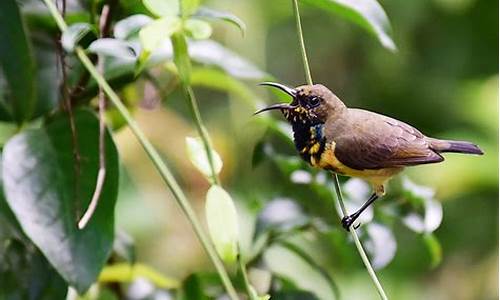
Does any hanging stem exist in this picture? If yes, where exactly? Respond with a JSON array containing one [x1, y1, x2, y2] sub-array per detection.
[[42, 1, 238, 299], [291, 0, 388, 299], [292, 0, 313, 85], [183, 85, 220, 185]]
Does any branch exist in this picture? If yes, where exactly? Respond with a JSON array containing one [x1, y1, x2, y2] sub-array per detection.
[[291, 1, 388, 299]]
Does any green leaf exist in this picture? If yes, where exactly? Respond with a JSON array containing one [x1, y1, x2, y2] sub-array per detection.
[[189, 40, 267, 79], [205, 185, 239, 265], [142, 0, 180, 17], [172, 32, 192, 84], [114, 14, 153, 40], [186, 136, 222, 182], [88, 38, 137, 61], [61, 23, 97, 52], [301, 0, 396, 51], [195, 7, 246, 36], [2, 109, 119, 293], [181, 0, 200, 18], [0, 0, 36, 124], [184, 19, 212, 40], [422, 233, 442, 268], [139, 16, 181, 53]]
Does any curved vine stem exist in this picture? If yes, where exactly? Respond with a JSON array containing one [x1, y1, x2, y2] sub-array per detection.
[[42, 1, 238, 299], [291, 0, 388, 299]]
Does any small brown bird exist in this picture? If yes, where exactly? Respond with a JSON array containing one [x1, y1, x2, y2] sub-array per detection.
[[256, 82, 483, 230]]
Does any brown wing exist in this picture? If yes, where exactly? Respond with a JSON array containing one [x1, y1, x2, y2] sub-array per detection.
[[330, 109, 443, 170]]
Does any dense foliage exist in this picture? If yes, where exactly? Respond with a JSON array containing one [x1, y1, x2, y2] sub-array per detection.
[[0, 0, 497, 299]]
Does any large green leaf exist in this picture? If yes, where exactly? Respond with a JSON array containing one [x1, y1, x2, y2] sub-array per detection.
[[0, 0, 36, 124], [301, 0, 396, 51], [2, 109, 119, 293]]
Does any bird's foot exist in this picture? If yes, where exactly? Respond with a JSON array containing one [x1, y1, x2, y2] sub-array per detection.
[[341, 214, 360, 231]]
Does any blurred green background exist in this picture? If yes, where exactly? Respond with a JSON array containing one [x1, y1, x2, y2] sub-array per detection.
[[108, 0, 498, 299]]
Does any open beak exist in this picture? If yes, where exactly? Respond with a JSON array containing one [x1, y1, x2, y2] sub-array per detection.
[[254, 82, 297, 115]]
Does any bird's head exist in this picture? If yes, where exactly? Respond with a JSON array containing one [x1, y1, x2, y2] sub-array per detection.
[[255, 82, 346, 125]]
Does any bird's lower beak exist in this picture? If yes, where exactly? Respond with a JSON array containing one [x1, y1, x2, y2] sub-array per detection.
[[255, 82, 297, 115], [254, 103, 295, 115]]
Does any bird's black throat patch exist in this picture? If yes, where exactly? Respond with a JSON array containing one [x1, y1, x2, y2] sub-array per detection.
[[282, 107, 326, 166]]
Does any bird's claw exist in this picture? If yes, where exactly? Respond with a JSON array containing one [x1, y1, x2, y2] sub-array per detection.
[[341, 215, 360, 231]]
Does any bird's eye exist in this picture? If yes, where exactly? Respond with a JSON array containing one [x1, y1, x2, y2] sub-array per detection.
[[309, 96, 320, 107]]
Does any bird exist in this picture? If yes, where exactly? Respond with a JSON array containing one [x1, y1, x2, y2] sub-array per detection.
[[255, 82, 484, 231]]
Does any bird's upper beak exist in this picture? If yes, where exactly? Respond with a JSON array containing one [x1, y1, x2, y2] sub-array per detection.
[[254, 82, 298, 115]]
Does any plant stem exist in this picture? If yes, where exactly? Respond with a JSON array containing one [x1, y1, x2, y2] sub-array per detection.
[[42, 1, 238, 299], [238, 253, 257, 300], [292, 0, 313, 85], [291, 0, 388, 299], [183, 85, 220, 185], [332, 176, 388, 300]]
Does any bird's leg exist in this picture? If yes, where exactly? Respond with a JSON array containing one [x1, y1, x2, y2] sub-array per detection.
[[341, 193, 379, 231]]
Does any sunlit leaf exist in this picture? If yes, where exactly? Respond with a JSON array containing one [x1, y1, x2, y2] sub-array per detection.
[[301, 0, 396, 51], [139, 16, 181, 53], [0, 0, 36, 124], [114, 14, 153, 40], [365, 223, 397, 269], [142, 0, 180, 17], [184, 19, 212, 39], [61, 23, 96, 52], [205, 185, 239, 264], [185, 136, 222, 181], [195, 7, 246, 36], [2, 110, 119, 293]]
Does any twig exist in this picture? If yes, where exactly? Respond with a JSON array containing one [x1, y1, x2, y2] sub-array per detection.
[[42, 1, 238, 298], [291, 0, 388, 299], [56, 0, 82, 220], [78, 4, 110, 230]]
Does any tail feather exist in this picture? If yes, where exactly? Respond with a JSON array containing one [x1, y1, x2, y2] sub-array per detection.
[[429, 138, 484, 155]]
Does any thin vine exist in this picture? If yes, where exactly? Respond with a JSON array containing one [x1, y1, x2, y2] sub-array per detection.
[[291, 0, 389, 299]]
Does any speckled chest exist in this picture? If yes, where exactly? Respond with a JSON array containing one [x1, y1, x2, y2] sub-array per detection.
[[292, 121, 327, 167]]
